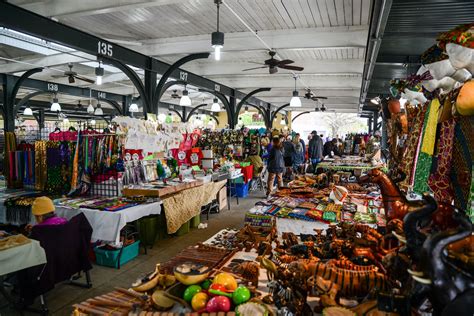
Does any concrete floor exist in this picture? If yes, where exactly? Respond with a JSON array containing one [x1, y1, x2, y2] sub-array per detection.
[[0, 191, 263, 315]]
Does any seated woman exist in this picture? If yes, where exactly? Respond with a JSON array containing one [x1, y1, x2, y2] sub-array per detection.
[[31, 196, 67, 226]]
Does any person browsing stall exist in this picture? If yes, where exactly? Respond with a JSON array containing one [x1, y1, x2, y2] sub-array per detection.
[[266, 136, 285, 197], [31, 196, 67, 227]]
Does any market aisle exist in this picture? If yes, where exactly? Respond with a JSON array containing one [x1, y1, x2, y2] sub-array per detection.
[[0, 192, 262, 316]]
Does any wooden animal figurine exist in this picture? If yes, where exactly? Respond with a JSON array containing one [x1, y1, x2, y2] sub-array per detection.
[[232, 261, 260, 287], [412, 210, 474, 314], [359, 168, 410, 220]]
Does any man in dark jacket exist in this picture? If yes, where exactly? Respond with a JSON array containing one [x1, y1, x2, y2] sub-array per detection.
[[323, 138, 341, 157], [308, 131, 323, 172], [266, 137, 284, 196]]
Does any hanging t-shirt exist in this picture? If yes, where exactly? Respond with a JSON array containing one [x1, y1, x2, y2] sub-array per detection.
[[171, 148, 189, 166], [189, 148, 203, 166]]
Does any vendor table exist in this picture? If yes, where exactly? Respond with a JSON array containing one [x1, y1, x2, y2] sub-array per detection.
[[55, 201, 162, 246], [0, 239, 46, 276]]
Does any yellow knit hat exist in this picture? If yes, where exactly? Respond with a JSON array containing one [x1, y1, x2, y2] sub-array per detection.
[[32, 196, 55, 216]]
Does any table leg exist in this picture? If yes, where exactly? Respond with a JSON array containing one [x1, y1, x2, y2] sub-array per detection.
[[227, 180, 230, 210]]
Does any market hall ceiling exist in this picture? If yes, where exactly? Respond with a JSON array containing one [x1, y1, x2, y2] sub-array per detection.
[[2, 0, 374, 113], [364, 0, 474, 108]]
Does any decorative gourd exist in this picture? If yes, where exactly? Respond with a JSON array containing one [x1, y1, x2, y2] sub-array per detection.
[[388, 99, 401, 115], [456, 80, 474, 115]]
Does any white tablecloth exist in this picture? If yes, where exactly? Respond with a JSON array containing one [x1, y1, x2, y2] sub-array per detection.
[[276, 217, 330, 235], [0, 240, 47, 276], [55, 201, 162, 245]]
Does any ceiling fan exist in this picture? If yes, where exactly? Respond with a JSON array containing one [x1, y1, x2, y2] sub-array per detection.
[[242, 51, 304, 74], [51, 63, 95, 84], [305, 89, 328, 101]]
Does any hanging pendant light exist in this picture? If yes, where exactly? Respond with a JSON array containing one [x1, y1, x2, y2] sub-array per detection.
[[95, 61, 104, 85], [63, 117, 69, 124], [244, 106, 249, 114], [320, 103, 326, 112], [211, 97, 220, 112], [280, 116, 286, 125], [180, 86, 192, 106], [23, 105, 33, 116], [290, 76, 301, 107], [211, 0, 224, 61], [50, 93, 61, 112], [129, 101, 139, 113], [87, 102, 94, 114], [94, 102, 103, 115], [370, 96, 381, 105], [90, 119, 96, 126]]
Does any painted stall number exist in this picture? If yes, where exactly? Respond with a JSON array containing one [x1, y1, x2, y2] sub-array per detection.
[[179, 71, 188, 82], [97, 41, 113, 57], [214, 84, 221, 92], [98, 92, 107, 99], [47, 83, 58, 92]]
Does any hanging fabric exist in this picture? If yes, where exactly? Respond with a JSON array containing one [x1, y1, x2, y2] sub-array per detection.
[[34, 140, 47, 191], [428, 118, 456, 203], [413, 98, 441, 194]]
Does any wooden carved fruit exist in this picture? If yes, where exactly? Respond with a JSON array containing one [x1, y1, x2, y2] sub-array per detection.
[[388, 99, 401, 115], [456, 80, 474, 115], [151, 290, 175, 310], [132, 264, 161, 292]]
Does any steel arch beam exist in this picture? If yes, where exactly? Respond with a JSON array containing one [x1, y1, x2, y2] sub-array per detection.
[[100, 56, 149, 115], [153, 53, 210, 113], [269, 103, 290, 128], [198, 88, 234, 128], [169, 109, 184, 122], [157, 80, 187, 101], [292, 111, 310, 123], [209, 114, 219, 126], [14, 90, 51, 115], [101, 99, 123, 115], [185, 103, 208, 122], [11, 68, 43, 103], [235, 87, 271, 117]]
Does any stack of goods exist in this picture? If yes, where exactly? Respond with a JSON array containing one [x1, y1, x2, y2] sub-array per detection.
[[55, 196, 156, 212], [249, 175, 386, 226]]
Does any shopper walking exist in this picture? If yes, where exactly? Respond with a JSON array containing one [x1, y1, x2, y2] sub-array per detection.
[[292, 134, 305, 174], [266, 136, 284, 196], [282, 135, 295, 181], [308, 131, 323, 173]]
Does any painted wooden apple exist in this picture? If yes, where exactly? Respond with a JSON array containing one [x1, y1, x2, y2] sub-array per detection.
[[456, 80, 474, 115]]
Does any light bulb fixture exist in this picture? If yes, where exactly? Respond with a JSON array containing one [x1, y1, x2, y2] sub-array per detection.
[[95, 61, 104, 85], [320, 104, 326, 112], [280, 117, 286, 125], [94, 102, 103, 115], [244, 106, 249, 114], [211, 97, 220, 112], [23, 105, 33, 116], [158, 113, 166, 122], [87, 102, 94, 114], [90, 119, 96, 125], [63, 117, 69, 124], [314, 106, 320, 112], [211, 0, 224, 61], [370, 96, 381, 105], [180, 87, 192, 106], [290, 76, 301, 107], [129, 99, 139, 113], [50, 94, 61, 112]]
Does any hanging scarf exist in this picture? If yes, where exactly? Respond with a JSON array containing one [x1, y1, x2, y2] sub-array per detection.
[[450, 116, 474, 222], [34, 141, 47, 191], [428, 118, 456, 203], [413, 98, 441, 194]]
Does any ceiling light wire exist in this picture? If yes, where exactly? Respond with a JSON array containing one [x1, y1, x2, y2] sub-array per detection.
[[222, 1, 310, 90]]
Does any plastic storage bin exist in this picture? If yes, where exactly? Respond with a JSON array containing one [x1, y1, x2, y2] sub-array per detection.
[[231, 182, 250, 198], [175, 220, 190, 236], [94, 240, 140, 269], [190, 214, 201, 228], [137, 215, 158, 247]]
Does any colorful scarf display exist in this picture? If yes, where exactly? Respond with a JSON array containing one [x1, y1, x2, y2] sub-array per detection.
[[413, 99, 441, 194], [34, 141, 47, 191], [428, 118, 456, 203], [450, 116, 474, 221]]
